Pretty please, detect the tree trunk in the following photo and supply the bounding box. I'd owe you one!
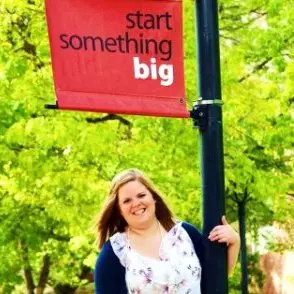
[36,254,51,294]
[238,200,249,294]
[19,239,35,294]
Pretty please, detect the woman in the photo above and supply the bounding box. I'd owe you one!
[94,169,240,294]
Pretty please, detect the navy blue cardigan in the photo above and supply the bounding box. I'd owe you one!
[94,222,206,294]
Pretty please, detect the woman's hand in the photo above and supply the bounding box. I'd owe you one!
[208,216,240,246]
[208,216,240,274]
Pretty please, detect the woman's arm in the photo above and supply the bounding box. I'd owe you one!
[227,238,240,275]
[208,216,240,275]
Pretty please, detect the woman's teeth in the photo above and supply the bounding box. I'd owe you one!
[133,208,145,215]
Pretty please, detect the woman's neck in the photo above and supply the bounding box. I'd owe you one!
[128,218,160,238]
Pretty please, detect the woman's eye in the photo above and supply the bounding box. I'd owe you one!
[138,193,146,198]
[123,199,131,204]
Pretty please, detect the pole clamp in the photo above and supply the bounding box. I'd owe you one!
[189,98,223,131]
[193,97,224,106]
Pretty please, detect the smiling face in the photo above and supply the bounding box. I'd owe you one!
[117,180,157,230]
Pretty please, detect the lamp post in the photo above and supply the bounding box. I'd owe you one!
[190,0,228,293]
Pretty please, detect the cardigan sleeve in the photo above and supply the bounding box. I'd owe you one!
[182,222,207,294]
[94,240,127,294]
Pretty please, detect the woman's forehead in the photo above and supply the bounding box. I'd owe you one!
[118,180,148,197]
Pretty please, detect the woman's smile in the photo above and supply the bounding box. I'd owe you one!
[132,208,146,215]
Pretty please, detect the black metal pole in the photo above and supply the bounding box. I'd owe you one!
[190,0,228,293]
[238,201,249,294]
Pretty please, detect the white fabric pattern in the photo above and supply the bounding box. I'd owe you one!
[110,222,201,294]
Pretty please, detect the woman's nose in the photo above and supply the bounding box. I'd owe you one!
[132,197,140,208]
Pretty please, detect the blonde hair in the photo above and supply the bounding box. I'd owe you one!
[95,168,175,248]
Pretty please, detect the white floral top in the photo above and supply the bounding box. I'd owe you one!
[110,222,201,294]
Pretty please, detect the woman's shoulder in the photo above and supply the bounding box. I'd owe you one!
[109,231,128,267]
[180,222,206,269]
[181,221,204,242]
[95,240,116,265]
[96,232,126,264]
[95,236,127,272]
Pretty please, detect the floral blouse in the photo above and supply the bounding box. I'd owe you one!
[110,222,201,294]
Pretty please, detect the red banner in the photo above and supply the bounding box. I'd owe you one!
[45,0,188,118]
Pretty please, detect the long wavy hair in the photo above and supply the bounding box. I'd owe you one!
[95,169,175,249]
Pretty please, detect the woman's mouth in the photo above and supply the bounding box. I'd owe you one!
[133,208,146,215]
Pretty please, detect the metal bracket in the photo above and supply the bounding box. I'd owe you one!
[190,97,223,131]
[45,101,59,109]
[190,104,208,131]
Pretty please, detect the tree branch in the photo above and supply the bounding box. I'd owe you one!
[238,57,272,83]
[219,34,240,44]
[86,114,132,127]
[49,232,70,242]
